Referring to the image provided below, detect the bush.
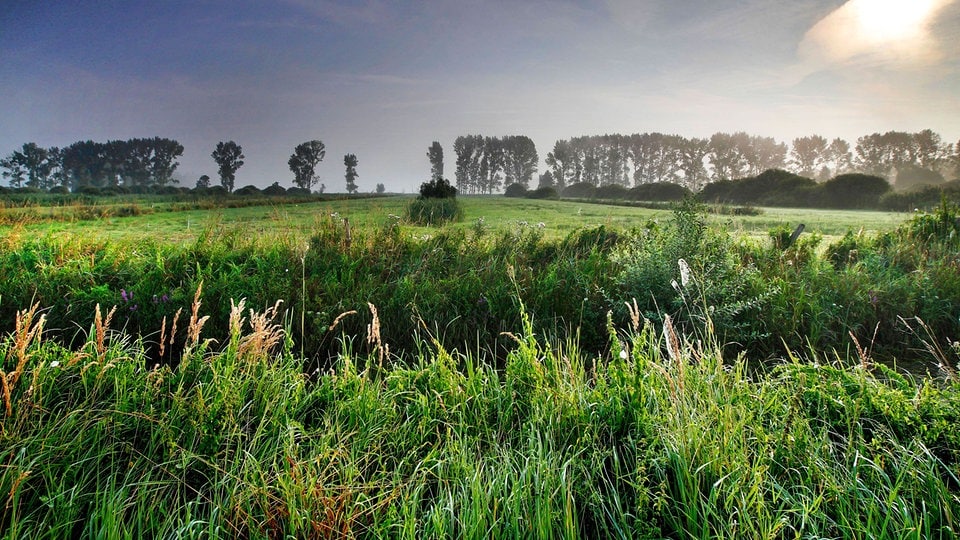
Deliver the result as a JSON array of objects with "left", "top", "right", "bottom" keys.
[
  {"left": 263, "top": 182, "right": 287, "bottom": 196},
  {"left": 234, "top": 185, "right": 262, "bottom": 196},
  {"left": 527, "top": 186, "right": 558, "bottom": 199},
  {"left": 504, "top": 183, "right": 528, "bottom": 198},
  {"left": 819, "top": 173, "right": 890, "bottom": 209},
  {"left": 698, "top": 169, "right": 817, "bottom": 207},
  {"left": 419, "top": 177, "right": 457, "bottom": 199},
  {"left": 48, "top": 185, "right": 70, "bottom": 195},
  {"left": 595, "top": 184, "right": 630, "bottom": 200},
  {"left": 562, "top": 182, "right": 597, "bottom": 199},
  {"left": 405, "top": 197, "right": 463, "bottom": 226},
  {"left": 629, "top": 182, "right": 691, "bottom": 201}
]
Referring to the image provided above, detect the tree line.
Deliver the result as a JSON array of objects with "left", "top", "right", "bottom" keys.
[
  {"left": 533, "top": 129, "right": 958, "bottom": 192},
  {"left": 4, "top": 129, "right": 959, "bottom": 194},
  {"left": 0, "top": 138, "right": 369, "bottom": 194}
]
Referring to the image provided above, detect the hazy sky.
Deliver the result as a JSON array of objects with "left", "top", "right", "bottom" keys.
[{"left": 2, "top": 0, "right": 959, "bottom": 191}]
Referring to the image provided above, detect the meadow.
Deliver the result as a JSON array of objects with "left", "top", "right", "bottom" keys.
[{"left": 2, "top": 194, "right": 959, "bottom": 538}]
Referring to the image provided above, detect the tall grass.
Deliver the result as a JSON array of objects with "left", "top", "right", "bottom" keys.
[{"left": 2, "top": 290, "right": 958, "bottom": 538}]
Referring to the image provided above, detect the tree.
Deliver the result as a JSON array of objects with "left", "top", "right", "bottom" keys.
[
  {"left": 790, "top": 135, "right": 828, "bottom": 178},
  {"left": 825, "top": 138, "right": 853, "bottom": 178},
  {"left": 427, "top": 142, "right": 444, "bottom": 182},
  {"left": 1, "top": 143, "right": 57, "bottom": 189},
  {"left": 376, "top": 183, "right": 386, "bottom": 194},
  {"left": 196, "top": 175, "right": 211, "bottom": 189},
  {"left": 344, "top": 153, "right": 359, "bottom": 193},
  {"left": 148, "top": 137, "right": 185, "bottom": 186},
  {"left": 212, "top": 141, "right": 244, "bottom": 192},
  {"left": 545, "top": 140, "right": 575, "bottom": 190},
  {"left": 708, "top": 132, "right": 748, "bottom": 181},
  {"left": 500, "top": 135, "right": 538, "bottom": 188},
  {"left": 453, "top": 135, "right": 484, "bottom": 194},
  {"left": 677, "top": 137, "right": 710, "bottom": 190},
  {"left": 288, "top": 140, "right": 325, "bottom": 191},
  {"left": 537, "top": 170, "right": 555, "bottom": 188}
]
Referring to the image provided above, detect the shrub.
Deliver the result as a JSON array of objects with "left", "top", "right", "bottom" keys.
[
  {"left": 234, "top": 185, "right": 262, "bottom": 196},
  {"left": 263, "top": 182, "right": 287, "bottom": 196},
  {"left": 629, "top": 182, "right": 691, "bottom": 201},
  {"left": 594, "top": 184, "right": 630, "bottom": 200},
  {"left": 405, "top": 197, "right": 463, "bottom": 226},
  {"left": 819, "top": 173, "right": 890, "bottom": 209},
  {"left": 76, "top": 185, "right": 102, "bottom": 196},
  {"left": 527, "top": 186, "right": 558, "bottom": 199},
  {"left": 418, "top": 177, "right": 457, "bottom": 199},
  {"left": 48, "top": 185, "right": 70, "bottom": 195},
  {"left": 562, "top": 182, "right": 597, "bottom": 199},
  {"left": 504, "top": 183, "right": 528, "bottom": 198}
]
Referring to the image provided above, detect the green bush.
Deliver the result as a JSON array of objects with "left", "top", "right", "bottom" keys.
[
  {"left": 405, "top": 197, "right": 463, "bottom": 226},
  {"left": 504, "top": 183, "right": 528, "bottom": 198},
  {"left": 629, "top": 182, "right": 691, "bottom": 201},
  {"left": 562, "top": 182, "right": 597, "bottom": 198},
  {"left": 594, "top": 184, "right": 630, "bottom": 200},
  {"left": 527, "top": 186, "right": 558, "bottom": 199}
]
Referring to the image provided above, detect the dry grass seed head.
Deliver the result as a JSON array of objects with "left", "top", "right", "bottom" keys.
[
  {"left": 328, "top": 310, "right": 358, "bottom": 333},
  {"left": 94, "top": 304, "right": 117, "bottom": 360},
  {"left": 187, "top": 282, "right": 209, "bottom": 347},
  {"left": 238, "top": 300, "right": 285, "bottom": 361}
]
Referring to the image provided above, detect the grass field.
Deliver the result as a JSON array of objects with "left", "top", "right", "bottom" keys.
[
  {"left": 1, "top": 195, "right": 912, "bottom": 246},
  {"left": 2, "top": 194, "right": 958, "bottom": 538}
]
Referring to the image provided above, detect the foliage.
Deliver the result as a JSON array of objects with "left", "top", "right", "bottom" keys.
[
  {"left": 404, "top": 197, "right": 463, "bottom": 226},
  {"left": 503, "top": 182, "right": 527, "bottom": 198},
  {"left": 819, "top": 173, "right": 890, "bottom": 209},
  {"left": 417, "top": 177, "right": 457, "bottom": 199},
  {"left": 1, "top": 296, "right": 958, "bottom": 538},
  {"left": 562, "top": 182, "right": 597, "bottom": 198},
  {"left": 288, "top": 140, "right": 325, "bottom": 191},
  {"left": 211, "top": 141, "right": 244, "bottom": 193},
  {"left": 344, "top": 153, "right": 359, "bottom": 194},
  {"left": 427, "top": 141, "right": 444, "bottom": 182},
  {"left": 628, "top": 182, "right": 691, "bottom": 201}
]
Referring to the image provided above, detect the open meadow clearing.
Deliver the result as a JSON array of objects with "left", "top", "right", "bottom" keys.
[
  {"left": 1, "top": 194, "right": 958, "bottom": 538},
  {"left": 1, "top": 195, "right": 911, "bottom": 245}
]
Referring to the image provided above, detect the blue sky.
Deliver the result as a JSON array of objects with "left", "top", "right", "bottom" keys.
[{"left": 2, "top": 0, "right": 958, "bottom": 191}]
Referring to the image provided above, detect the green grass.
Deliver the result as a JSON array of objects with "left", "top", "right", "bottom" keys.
[
  {"left": 1, "top": 299, "right": 957, "bottom": 538},
  {"left": 2, "top": 196, "right": 959, "bottom": 537},
  {"left": 0, "top": 195, "right": 912, "bottom": 246}
]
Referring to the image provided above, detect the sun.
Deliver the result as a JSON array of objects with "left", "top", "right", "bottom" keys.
[{"left": 851, "top": 0, "right": 940, "bottom": 44}]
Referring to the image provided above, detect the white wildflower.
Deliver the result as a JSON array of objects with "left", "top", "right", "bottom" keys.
[
  {"left": 619, "top": 349, "right": 628, "bottom": 360},
  {"left": 50, "top": 361, "right": 60, "bottom": 368},
  {"left": 678, "top": 258, "right": 691, "bottom": 288}
]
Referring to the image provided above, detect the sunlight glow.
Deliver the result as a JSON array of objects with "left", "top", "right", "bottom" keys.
[
  {"left": 796, "top": 0, "right": 956, "bottom": 68},
  {"left": 853, "top": 0, "right": 938, "bottom": 44}
]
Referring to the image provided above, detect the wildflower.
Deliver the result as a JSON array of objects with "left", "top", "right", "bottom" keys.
[
  {"left": 619, "top": 349, "right": 628, "bottom": 360},
  {"left": 537, "top": 222, "right": 545, "bottom": 229},
  {"left": 678, "top": 259, "right": 691, "bottom": 288},
  {"left": 121, "top": 289, "right": 129, "bottom": 302},
  {"left": 50, "top": 361, "right": 60, "bottom": 368}
]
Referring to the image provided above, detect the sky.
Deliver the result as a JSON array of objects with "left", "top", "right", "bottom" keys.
[{"left": 2, "top": 0, "right": 959, "bottom": 192}]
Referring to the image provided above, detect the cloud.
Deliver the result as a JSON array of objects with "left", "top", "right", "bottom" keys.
[{"left": 796, "top": 0, "right": 958, "bottom": 71}]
